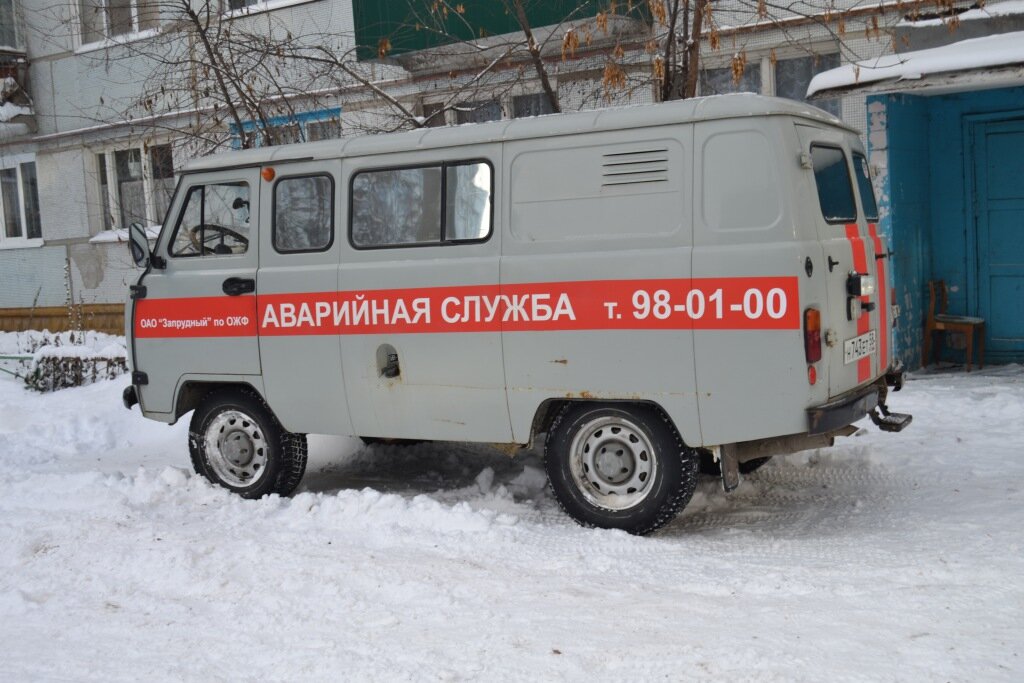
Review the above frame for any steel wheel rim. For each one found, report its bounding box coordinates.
[569,415,658,511]
[205,410,268,488]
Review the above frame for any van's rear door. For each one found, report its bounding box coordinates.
[797,125,885,398]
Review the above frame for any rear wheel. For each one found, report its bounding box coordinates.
[189,389,307,498]
[544,403,699,535]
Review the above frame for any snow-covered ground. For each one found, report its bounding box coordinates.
[1,362,1022,681]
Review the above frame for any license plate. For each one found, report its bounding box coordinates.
[844,330,877,364]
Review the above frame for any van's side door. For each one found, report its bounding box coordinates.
[255,161,353,435]
[337,148,512,442]
[133,169,262,416]
[797,125,882,398]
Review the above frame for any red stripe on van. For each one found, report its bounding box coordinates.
[134,277,801,338]
[845,224,871,383]
[135,295,258,338]
[868,223,889,369]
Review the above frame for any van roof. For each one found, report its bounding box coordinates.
[184,94,856,172]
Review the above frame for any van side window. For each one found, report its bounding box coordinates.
[852,153,880,222]
[445,162,491,241]
[810,145,856,224]
[350,160,492,249]
[274,175,334,253]
[170,181,251,257]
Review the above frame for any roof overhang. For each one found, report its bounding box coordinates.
[807,30,1024,99]
[810,62,1024,99]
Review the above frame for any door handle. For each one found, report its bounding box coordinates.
[222,277,255,296]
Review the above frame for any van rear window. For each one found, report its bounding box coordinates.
[852,153,879,221]
[350,161,492,249]
[810,145,856,224]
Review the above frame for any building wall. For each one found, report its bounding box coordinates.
[870,93,933,369]
[0,245,70,308]
[872,86,1024,368]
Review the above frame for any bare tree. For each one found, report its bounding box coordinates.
[55,0,937,155]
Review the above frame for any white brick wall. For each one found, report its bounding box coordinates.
[0,246,69,308]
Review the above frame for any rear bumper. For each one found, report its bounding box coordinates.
[807,384,879,435]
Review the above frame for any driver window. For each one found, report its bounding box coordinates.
[170,181,251,257]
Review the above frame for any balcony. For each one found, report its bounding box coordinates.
[0,0,34,138]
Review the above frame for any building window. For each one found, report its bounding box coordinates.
[96,144,176,230]
[421,102,446,127]
[149,145,175,223]
[0,161,43,244]
[775,53,841,116]
[79,0,158,43]
[512,93,554,118]
[701,64,762,96]
[455,101,502,124]
[1,0,20,48]
[350,160,492,249]
[229,108,342,148]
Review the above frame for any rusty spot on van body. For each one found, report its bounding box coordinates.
[550,359,568,365]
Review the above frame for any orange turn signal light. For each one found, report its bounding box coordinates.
[261,167,276,182]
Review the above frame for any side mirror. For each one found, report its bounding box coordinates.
[127,222,151,267]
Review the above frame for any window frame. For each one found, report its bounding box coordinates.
[271,173,336,255]
[228,108,341,149]
[809,144,858,225]
[221,0,320,20]
[348,158,495,251]
[76,0,160,51]
[94,144,175,231]
[167,180,253,259]
[0,158,43,249]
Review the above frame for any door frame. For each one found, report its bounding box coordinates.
[961,109,1024,318]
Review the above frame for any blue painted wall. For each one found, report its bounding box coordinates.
[870,93,931,369]
[870,86,1024,369]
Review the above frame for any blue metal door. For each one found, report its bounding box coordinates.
[974,118,1024,359]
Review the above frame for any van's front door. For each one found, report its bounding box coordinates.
[798,126,884,398]
[132,169,262,417]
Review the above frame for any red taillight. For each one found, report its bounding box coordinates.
[804,308,822,363]
[808,365,817,385]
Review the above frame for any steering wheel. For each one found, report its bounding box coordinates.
[188,224,249,255]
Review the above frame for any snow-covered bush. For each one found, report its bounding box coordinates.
[0,331,128,392]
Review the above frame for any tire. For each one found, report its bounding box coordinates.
[544,403,699,535]
[188,389,308,498]
[698,452,772,476]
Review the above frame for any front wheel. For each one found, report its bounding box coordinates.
[189,389,307,498]
[544,403,699,535]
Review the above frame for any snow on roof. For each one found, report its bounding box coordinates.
[897,0,1024,26]
[807,31,1024,97]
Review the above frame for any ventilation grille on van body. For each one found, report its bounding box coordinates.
[601,147,669,187]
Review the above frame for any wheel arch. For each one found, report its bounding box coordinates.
[173,378,267,423]
[528,398,692,450]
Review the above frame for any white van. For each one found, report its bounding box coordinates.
[123,94,910,535]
